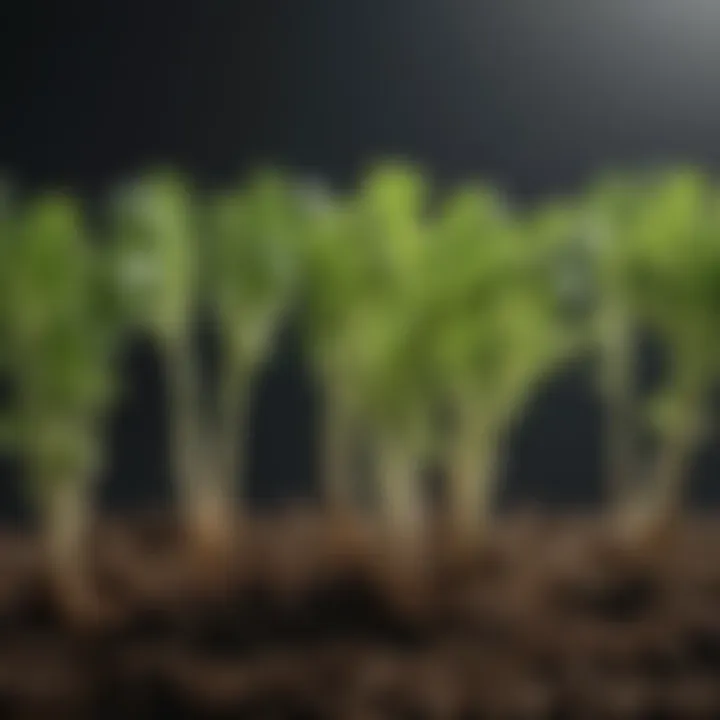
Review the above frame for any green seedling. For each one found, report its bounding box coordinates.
[427,187,575,540]
[582,168,720,528]
[625,170,720,519]
[297,181,370,512]
[110,171,211,546]
[578,175,646,507]
[300,162,435,539]
[202,169,299,523]
[344,162,436,542]
[0,192,124,591]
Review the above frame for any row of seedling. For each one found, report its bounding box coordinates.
[0,164,718,595]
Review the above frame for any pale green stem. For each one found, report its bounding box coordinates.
[164,332,207,526]
[27,434,97,592]
[447,414,500,540]
[375,439,424,545]
[322,390,356,511]
[21,386,96,585]
[649,400,704,518]
[40,476,93,582]
[600,302,637,506]
[214,363,249,505]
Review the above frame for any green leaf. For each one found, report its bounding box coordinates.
[111,170,197,342]
[203,169,301,371]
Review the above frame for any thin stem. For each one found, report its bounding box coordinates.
[447,416,500,540]
[650,401,704,517]
[615,386,705,541]
[31,463,97,605]
[375,439,424,546]
[42,478,91,576]
[215,346,251,503]
[322,391,356,511]
[164,331,206,524]
[600,304,637,506]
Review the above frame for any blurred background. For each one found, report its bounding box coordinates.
[1,0,720,519]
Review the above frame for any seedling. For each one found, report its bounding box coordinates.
[428,186,575,540]
[625,170,719,519]
[582,168,720,530]
[300,162,435,541]
[0,192,124,593]
[297,181,368,512]
[349,163,436,543]
[202,169,299,521]
[110,171,211,547]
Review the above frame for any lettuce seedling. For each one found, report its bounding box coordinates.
[341,162,436,542]
[623,170,720,518]
[0,193,124,590]
[110,171,210,544]
[300,162,435,538]
[427,187,575,539]
[202,170,299,518]
[583,168,719,526]
[578,175,648,507]
[297,182,371,511]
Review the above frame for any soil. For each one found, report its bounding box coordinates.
[0,508,719,718]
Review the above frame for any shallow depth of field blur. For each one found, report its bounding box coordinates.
[3,1,720,716]
[0,165,719,717]
[2,164,719,537]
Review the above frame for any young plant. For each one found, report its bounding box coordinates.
[577,175,649,508]
[343,162,436,544]
[300,163,435,538]
[0,192,124,596]
[583,168,719,528]
[428,187,576,541]
[202,170,299,519]
[110,172,211,546]
[297,182,372,513]
[624,170,720,521]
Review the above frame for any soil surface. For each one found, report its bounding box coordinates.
[0,508,719,718]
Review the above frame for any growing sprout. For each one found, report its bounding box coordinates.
[577,174,649,508]
[202,169,299,523]
[297,182,369,512]
[0,193,124,596]
[345,162,435,543]
[583,168,720,528]
[427,187,575,540]
[300,162,435,539]
[110,171,209,546]
[625,170,719,521]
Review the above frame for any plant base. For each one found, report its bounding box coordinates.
[0,509,717,717]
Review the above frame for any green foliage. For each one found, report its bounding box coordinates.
[203,169,299,372]
[0,161,718,527]
[111,170,197,345]
[428,186,572,437]
[348,164,431,425]
[299,162,433,440]
[584,169,720,435]
[1,193,124,499]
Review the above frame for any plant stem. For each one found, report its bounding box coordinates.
[601,304,637,506]
[447,416,499,541]
[650,402,704,518]
[186,347,251,556]
[322,391,356,512]
[215,365,248,502]
[164,332,208,535]
[375,439,424,547]
[39,476,92,595]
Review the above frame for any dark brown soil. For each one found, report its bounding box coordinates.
[0,508,720,718]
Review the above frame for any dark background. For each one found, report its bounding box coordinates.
[1,0,720,520]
